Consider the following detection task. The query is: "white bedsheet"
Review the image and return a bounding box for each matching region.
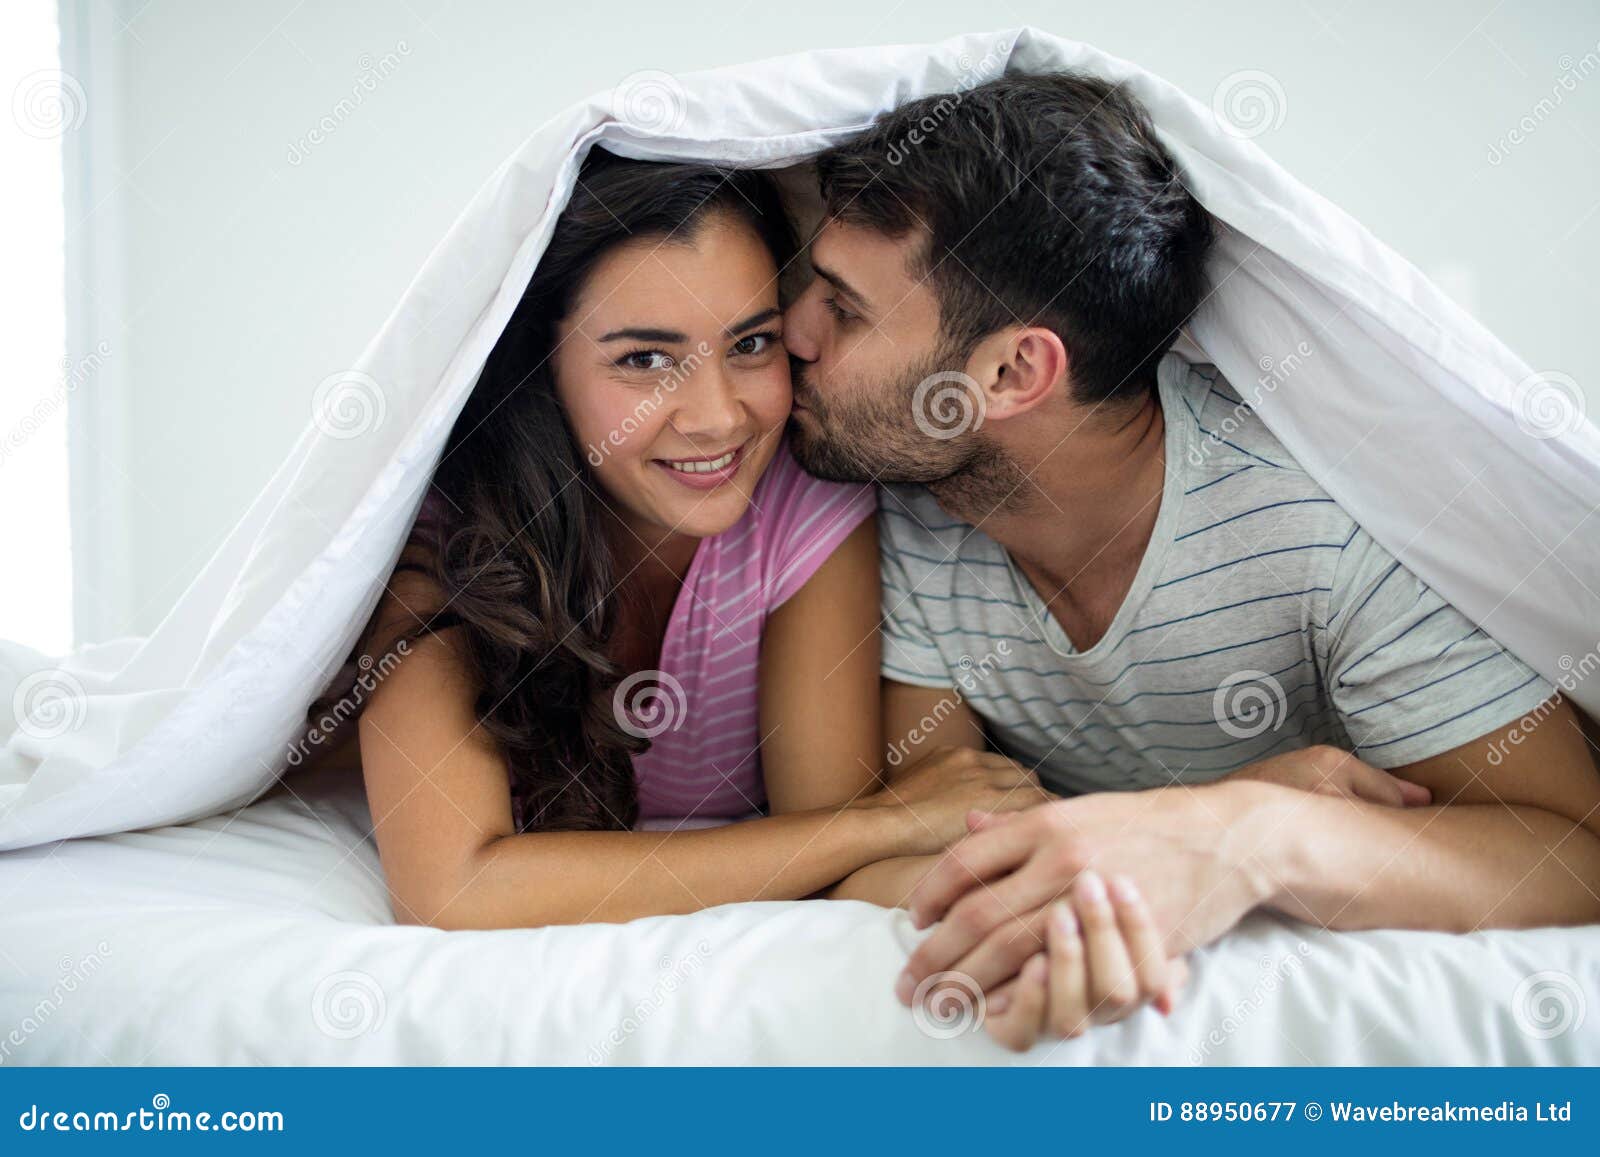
[1,767,1594,1065]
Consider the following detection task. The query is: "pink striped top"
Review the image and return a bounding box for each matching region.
[411,439,876,825]
[624,440,875,821]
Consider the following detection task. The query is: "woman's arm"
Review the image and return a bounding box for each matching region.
[356,555,1038,929]
[756,518,884,813]
[360,625,943,929]
[828,854,942,905]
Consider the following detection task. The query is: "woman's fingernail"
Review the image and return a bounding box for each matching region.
[1110,874,1141,904]
[1076,868,1107,905]
[1025,954,1048,982]
[988,992,1012,1015]
[1053,900,1078,935]
[895,972,914,1004]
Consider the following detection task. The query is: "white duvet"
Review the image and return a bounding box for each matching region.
[1,28,1597,1065]
[1,765,1595,1065]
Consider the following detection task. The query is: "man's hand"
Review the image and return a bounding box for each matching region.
[1224,745,1431,807]
[860,745,1053,855]
[896,777,1283,1008]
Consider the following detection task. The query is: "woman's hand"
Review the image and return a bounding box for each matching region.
[1224,745,1431,807]
[862,745,1052,855]
[979,868,1187,1052]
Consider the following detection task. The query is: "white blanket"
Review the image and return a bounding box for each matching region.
[1,26,1597,851]
[1,766,1594,1065]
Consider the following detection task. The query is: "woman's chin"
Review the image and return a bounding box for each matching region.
[657,486,754,538]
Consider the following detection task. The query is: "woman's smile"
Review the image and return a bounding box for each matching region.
[651,439,749,490]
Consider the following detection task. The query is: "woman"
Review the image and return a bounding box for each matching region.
[315,147,1047,930]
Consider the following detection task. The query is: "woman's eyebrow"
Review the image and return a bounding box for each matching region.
[597,326,687,343]
[723,307,781,337]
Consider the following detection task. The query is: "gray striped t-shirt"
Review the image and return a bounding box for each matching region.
[879,352,1554,795]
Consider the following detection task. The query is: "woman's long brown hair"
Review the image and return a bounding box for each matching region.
[311,147,795,832]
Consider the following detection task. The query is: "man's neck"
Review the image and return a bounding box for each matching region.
[938,393,1168,637]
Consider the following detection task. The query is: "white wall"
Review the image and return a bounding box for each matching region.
[53,0,1600,642]
[0,1,73,654]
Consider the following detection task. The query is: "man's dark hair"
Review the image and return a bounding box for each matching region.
[815,72,1214,405]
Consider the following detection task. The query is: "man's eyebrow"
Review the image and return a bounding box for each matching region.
[809,262,870,310]
[597,326,688,343]
[724,307,781,337]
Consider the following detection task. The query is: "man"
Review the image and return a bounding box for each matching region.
[783,72,1600,1049]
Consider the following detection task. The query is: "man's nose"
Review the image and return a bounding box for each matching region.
[782,298,819,362]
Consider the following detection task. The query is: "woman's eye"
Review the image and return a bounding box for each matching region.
[731,331,777,357]
[618,349,675,372]
[822,296,857,324]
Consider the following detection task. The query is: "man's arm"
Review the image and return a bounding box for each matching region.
[1259,696,1600,931]
[898,701,1600,1002]
[1277,523,1600,929]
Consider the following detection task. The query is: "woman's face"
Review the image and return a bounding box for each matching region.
[553,211,791,542]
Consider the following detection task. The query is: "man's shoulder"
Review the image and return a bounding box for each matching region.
[878,485,974,551]
[875,485,1015,600]
[1165,356,1358,515]
[1165,353,1313,483]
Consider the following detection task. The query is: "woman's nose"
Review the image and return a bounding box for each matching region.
[672,369,744,443]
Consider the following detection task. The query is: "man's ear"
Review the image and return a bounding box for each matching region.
[965,326,1069,420]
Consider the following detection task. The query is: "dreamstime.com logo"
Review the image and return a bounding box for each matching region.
[1487,41,1600,165]
[1212,669,1289,740]
[10,669,88,741]
[586,341,713,465]
[912,370,985,441]
[0,942,113,1065]
[11,68,86,139]
[612,669,689,739]
[312,369,387,439]
[0,341,111,468]
[887,642,1011,768]
[1511,970,1586,1040]
[1211,69,1287,140]
[1189,941,1313,1063]
[311,970,386,1039]
[1510,370,1588,440]
[286,40,412,166]
[911,970,987,1039]
[1485,642,1599,766]
[17,1094,283,1134]
[588,939,712,1063]
[286,639,411,767]
[1188,342,1315,468]
[882,37,1012,165]
[611,70,688,136]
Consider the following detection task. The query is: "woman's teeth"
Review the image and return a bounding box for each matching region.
[664,449,737,474]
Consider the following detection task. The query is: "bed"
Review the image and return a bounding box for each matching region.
[0,764,1594,1065]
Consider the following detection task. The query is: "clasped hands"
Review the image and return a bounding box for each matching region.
[892,745,1431,1052]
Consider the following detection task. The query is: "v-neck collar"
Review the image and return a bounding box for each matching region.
[999,374,1197,663]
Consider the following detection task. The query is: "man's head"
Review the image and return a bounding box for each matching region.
[784,72,1214,499]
